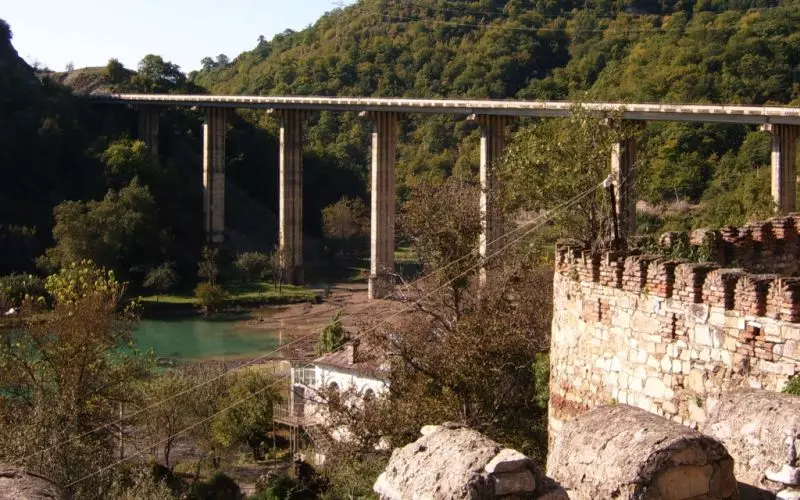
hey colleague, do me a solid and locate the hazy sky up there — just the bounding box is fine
[3,0,357,72]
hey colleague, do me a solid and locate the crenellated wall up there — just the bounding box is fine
[549,215,800,443]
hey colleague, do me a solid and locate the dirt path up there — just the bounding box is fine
[240,283,404,361]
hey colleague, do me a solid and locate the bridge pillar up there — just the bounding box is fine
[611,133,639,241]
[137,105,159,155]
[203,108,227,244]
[761,123,799,214]
[275,109,307,285]
[468,114,513,281]
[361,111,400,300]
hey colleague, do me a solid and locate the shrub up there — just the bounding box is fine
[188,471,243,500]
[195,282,228,314]
[783,375,800,396]
[0,272,45,308]
[234,252,271,283]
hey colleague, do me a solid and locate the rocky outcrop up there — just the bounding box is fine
[548,404,738,500]
[374,423,567,499]
[704,389,800,499]
[0,465,63,499]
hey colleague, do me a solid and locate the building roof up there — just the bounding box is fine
[312,340,388,380]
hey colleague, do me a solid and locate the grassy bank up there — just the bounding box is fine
[138,281,320,309]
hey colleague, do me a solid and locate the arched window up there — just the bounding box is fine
[328,382,340,405]
[363,388,375,403]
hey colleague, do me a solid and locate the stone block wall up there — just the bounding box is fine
[657,214,800,275]
[549,219,800,440]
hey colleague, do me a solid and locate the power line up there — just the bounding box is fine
[13,143,601,465]
[64,170,612,489]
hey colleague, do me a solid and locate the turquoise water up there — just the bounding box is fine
[134,315,282,362]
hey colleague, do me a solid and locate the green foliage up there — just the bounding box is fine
[104,58,130,86]
[211,369,282,461]
[399,178,481,292]
[40,180,161,279]
[783,376,800,396]
[253,474,306,500]
[198,246,220,286]
[133,54,187,93]
[322,196,369,263]
[501,107,635,248]
[316,311,349,356]
[143,262,178,299]
[135,372,195,466]
[234,251,272,283]
[107,465,175,500]
[194,282,228,314]
[187,471,243,500]
[0,261,151,497]
[532,353,550,410]
[0,272,44,308]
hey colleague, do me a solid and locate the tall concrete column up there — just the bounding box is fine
[275,109,306,285]
[468,114,512,278]
[203,108,227,244]
[137,105,159,155]
[361,111,399,299]
[761,123,799,214]
[611,133,639,240]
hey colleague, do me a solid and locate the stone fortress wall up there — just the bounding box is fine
[549,214,800,438]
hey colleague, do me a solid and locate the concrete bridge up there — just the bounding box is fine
[95,94,800,299]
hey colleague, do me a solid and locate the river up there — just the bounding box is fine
[134,314,284,363]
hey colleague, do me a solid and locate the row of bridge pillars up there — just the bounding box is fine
[135,106,800,300]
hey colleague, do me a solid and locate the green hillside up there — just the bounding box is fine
[194,0,800,227]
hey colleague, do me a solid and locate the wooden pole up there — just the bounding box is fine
[607,181,621,252]
[118,402,124,460]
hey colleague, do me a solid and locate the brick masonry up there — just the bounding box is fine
[549,214,800,442]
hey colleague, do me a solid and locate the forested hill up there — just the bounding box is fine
[191,0,800,227]
[195,0,800,104]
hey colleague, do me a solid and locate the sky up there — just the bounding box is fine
[3,0,357,73]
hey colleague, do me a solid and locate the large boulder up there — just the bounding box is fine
[0,465,63,499]
[548,404,738,500]
[374,423,567,499]
[703,389,800,499]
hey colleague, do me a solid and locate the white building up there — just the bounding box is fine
[274,339,388,462]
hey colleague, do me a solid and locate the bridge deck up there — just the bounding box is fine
[91,94,800,125]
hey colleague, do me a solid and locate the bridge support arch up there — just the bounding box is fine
[761,123,799,214]
[137,105,160,156]
[362,111,400,300]
[203,107,227,244]
[274,109,307,285]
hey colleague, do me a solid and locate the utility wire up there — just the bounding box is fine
[12,146,605,465]
[64,171,611,489]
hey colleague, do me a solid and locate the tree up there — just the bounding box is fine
[211,370,282,461]
[104,58,128,84]
[200,57,217,71]
[133,54,186,93]
[316,311,349,355]
[216,54,230,67]
[399,179,482,310]
[135,373,193,466]
[195,282,228,315]
[197,246,220,286]
[500,107,636,250]
[235,251,271,283]
[101,139,160,188]
[0,261,151,497]
[41,180,161,279]
[142,262,178,301]
[322,196,369,261]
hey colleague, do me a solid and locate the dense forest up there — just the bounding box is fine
[3,0,800,282]
[4,1,800,497]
